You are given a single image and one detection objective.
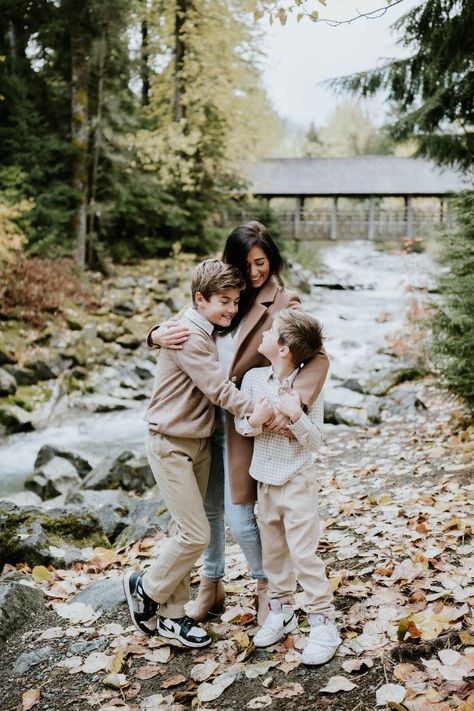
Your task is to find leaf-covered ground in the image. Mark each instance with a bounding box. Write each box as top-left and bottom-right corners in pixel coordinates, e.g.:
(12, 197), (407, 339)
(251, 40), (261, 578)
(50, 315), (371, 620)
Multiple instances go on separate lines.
(1, 379), (473, 711)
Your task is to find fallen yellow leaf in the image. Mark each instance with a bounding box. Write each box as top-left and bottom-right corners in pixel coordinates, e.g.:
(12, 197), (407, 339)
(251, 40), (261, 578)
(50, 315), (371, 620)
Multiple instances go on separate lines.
(22, 689), (40, 710)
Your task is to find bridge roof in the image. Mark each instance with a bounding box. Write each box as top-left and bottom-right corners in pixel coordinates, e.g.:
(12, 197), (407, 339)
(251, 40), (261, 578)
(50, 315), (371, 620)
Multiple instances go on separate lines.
(244, 156), (470, 197)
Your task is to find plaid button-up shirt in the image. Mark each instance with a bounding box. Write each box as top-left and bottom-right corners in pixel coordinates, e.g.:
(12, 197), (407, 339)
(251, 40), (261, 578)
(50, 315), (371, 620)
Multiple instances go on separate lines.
(235, 366), (324, 485)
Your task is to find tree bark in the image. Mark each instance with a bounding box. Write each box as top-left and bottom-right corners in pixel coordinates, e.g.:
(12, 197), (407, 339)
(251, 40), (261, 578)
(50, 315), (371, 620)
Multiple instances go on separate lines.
(70, 5), (90, 267)
(174, 0), (188, 122)
(141, 17), (150, 106)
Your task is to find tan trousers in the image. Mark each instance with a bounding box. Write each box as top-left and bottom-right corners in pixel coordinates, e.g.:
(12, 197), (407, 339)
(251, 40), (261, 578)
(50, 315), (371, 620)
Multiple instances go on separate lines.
(142, 432), (211, 618)
(257, 468), (334, 618)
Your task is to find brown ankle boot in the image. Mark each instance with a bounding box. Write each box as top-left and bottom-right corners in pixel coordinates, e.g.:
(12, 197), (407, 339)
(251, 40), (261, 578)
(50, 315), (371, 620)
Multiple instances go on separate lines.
(186, 575), (225, 623)
(256, 579), (269, 626)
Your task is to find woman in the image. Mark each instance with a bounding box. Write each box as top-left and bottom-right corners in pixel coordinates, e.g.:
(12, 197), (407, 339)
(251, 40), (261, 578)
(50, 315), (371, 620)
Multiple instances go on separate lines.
(148, 221), (329, 624)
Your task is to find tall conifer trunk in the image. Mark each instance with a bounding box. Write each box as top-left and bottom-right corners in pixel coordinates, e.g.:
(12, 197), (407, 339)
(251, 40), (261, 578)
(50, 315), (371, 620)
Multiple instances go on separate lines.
(174, 0), (187, 122)
(70, 5), (90, 267)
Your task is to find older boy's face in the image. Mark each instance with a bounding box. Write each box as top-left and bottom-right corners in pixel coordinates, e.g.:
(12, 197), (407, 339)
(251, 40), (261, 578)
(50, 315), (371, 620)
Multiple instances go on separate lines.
(195, 288), (241, 327)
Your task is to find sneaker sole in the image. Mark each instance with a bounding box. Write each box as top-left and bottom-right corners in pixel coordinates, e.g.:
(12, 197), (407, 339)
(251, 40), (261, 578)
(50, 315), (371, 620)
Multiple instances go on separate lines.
(253, 614), (298, 648)
(123, 571), (156, 636)
(157, 625), (212, 648)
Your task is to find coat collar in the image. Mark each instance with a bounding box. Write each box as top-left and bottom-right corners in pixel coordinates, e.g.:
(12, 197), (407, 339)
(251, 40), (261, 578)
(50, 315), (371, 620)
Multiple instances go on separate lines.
(234, 277), (281, 357)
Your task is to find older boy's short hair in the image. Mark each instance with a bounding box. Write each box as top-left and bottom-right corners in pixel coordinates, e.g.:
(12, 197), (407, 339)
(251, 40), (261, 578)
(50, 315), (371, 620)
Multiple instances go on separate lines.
(276, 309), (324, 367)
(191, 258), (246, 304)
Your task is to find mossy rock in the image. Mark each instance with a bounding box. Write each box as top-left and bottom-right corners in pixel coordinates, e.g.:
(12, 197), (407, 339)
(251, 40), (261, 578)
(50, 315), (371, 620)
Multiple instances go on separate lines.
(0, 501), (111, 568)
(0, 400), (33, 433)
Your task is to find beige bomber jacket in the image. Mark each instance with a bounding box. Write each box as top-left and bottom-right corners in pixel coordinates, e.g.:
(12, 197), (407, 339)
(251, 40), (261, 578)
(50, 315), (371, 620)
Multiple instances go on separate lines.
(144, 308), (253, 438)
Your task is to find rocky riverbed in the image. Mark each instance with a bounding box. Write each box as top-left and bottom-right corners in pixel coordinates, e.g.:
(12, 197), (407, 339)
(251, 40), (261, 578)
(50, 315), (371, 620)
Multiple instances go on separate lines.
(1, 240), (473, 711)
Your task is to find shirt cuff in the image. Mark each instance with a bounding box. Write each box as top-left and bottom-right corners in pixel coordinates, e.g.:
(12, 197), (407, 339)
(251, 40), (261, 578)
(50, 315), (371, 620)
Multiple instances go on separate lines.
(237, 417), (262, 437)
(288, 412), (315, 438)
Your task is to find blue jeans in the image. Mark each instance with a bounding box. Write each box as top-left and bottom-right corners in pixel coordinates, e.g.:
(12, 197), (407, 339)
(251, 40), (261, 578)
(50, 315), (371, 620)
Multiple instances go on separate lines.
(202, 410), (266, 581)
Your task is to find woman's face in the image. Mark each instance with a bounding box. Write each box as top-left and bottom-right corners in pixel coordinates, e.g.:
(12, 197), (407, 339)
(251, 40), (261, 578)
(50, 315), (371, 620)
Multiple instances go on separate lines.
(246, 245), (271, 289)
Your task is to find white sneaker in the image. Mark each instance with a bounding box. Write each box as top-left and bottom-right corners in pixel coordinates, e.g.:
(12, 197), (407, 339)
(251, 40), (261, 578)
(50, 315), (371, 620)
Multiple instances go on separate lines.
(302, 619), (341, 665)
(253, 604), (298, 647)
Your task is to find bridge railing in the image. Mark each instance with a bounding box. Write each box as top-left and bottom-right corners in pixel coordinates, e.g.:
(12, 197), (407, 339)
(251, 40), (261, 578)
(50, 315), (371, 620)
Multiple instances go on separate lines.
(220, 206), (451, 240)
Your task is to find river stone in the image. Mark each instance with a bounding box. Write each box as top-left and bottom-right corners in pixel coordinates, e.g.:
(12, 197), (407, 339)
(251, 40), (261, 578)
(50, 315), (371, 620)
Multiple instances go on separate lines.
(70, 578), (125, 612)
(383, 389), (428, 416)
(114, 499), (170, 549)
(0, 401), (33, 434)
(0, 501), (110, 568)
(0, 367), (17, 396)
(82, 394), (135, 412)
(25, 456), (82, 500)
(334, 406), (368, 427)
(116, 333), (142, 349)
(363, 365), (426, 396)
(0, 332), (17, 365)
(0, 581), (46, 641)
(84, 451), (155, 493)
(339, 378), (364, 394)
(94, 503), (130, 542)
(111, 300), (137, 317)
(34, 445), (92, 479)
(13, 645), (57, 674)
(4, 364), (38, 385)
(96, 320), (124, 342)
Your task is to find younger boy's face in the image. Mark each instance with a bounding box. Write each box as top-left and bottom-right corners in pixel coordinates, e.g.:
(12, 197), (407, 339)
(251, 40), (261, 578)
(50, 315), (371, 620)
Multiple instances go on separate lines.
(258, 319), (282, 361)
(195, 288), (241, 328)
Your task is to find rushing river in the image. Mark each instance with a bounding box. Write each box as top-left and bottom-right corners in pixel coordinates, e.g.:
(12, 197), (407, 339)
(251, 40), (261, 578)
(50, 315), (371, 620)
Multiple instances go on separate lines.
(0, 239), (437, 497)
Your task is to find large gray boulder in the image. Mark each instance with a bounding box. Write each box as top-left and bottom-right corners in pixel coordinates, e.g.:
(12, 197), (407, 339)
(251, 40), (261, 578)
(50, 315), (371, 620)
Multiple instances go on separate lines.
(0, 581), (46, 641)
(83, 451), (155, 493)
(70, 578), (125, 612)
(0, 501), (110, 568)
(34, 444), (92, 478)
(363, 365), (426, 396)
(0, 367), (17, 396)
(25, 456), (83, 500)
(114, 499), (170, 549)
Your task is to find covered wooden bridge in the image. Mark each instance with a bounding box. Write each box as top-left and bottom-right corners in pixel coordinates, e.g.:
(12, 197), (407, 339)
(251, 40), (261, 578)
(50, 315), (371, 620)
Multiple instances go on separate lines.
(226, 156), (470, 240)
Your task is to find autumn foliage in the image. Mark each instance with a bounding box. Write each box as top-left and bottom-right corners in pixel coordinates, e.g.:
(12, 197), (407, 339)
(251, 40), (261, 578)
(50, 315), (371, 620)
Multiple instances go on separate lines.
(0, 255), (91, 326)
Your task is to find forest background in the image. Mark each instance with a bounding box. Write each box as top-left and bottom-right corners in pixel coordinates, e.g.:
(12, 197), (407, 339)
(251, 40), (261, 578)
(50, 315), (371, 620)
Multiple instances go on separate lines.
(0, 0), (473, 407)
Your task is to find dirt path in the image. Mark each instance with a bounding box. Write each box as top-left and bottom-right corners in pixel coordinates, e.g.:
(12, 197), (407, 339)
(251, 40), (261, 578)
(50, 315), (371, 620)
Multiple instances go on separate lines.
(1, 379), (473, 711)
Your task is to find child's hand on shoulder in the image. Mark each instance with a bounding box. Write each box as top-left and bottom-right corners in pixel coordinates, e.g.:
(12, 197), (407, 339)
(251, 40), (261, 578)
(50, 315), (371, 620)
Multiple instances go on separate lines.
(249, 397), (274, 427)
(278, 390), (302, 423)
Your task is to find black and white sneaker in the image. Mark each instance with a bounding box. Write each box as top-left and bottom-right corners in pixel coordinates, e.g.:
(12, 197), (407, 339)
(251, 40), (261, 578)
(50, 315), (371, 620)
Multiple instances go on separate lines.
(156, 615), (212, 648)
(123, 571), (159, 635)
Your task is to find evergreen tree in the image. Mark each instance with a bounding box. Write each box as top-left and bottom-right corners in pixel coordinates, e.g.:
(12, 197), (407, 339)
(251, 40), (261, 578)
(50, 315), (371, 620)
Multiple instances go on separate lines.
(336, 0), (474, 174)
(432, 192), (474, 409)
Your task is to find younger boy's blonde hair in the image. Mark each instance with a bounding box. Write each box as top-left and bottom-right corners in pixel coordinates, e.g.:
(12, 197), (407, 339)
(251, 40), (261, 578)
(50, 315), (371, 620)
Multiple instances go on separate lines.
(191, 258), (246, 305)
(276, 309), (324, 367)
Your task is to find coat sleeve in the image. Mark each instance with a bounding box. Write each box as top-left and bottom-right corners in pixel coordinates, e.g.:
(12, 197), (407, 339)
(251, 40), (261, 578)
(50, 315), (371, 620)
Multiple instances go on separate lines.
(283, 289), (330, 409)
(171, 334), (254, 417)
(146, 304), (189, 349)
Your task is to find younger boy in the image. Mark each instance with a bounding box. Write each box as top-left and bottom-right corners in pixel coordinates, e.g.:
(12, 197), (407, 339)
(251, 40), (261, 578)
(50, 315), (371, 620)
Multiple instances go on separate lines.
(124, 259), (254, 648)
(235, 309), (341, 665)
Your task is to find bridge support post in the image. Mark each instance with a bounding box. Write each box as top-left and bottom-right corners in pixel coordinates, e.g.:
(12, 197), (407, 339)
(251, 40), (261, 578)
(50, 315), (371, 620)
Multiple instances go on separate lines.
(294, 196), (304, 240)
(368, 196), (375, 240)
(330, 197), (338, 240)
(405, 195), (413, 238)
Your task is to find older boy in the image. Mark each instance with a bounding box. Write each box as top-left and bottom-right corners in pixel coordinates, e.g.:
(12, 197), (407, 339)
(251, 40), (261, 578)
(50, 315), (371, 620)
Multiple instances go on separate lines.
(124, 259), (254, 648)
(235, 309), (341, 665)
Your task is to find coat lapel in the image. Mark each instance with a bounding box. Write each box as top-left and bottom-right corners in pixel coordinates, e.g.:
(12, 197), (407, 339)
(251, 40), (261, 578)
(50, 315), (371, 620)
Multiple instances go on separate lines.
(232, 279), (279, 369)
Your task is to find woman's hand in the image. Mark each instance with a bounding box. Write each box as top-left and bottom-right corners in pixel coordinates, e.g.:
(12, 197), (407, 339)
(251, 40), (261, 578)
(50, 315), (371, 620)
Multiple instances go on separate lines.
(249, 397), (274, 428)
(278, 391), (302, 423)
(263, 407), (291, 434)
(151, 321), (190, 349)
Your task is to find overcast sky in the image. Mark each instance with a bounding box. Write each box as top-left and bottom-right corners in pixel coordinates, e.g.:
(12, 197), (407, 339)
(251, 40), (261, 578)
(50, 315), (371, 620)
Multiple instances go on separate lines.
(259, 0), (421, 129)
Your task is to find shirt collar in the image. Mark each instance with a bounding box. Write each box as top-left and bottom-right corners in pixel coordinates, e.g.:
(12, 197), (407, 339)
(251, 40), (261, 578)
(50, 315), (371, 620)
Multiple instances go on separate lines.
(184, 306), (214, 335)
(267, 366), (300, 387)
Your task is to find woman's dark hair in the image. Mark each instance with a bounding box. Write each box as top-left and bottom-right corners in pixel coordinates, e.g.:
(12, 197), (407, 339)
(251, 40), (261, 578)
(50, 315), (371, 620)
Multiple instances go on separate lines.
(223, 221), (284, 287)
(222, 221), (284, 324)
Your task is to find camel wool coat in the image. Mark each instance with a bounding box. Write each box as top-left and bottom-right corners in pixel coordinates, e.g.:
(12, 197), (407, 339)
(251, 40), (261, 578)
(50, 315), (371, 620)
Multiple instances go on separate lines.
(223, 279), (329, 503)
(147, 278), (329, 504)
